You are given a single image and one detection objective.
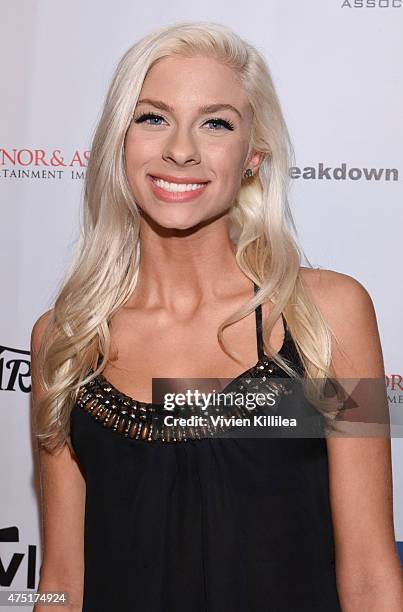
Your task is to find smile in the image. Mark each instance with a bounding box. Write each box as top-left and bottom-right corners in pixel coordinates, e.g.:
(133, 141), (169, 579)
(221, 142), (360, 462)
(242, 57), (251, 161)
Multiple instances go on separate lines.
(151, 176), (206, 192)
(147, 175), (209, 203)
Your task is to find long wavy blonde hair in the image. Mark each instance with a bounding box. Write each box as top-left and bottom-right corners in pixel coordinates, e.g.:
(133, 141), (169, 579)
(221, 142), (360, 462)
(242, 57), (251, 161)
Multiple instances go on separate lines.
(33, 21), (342, 453)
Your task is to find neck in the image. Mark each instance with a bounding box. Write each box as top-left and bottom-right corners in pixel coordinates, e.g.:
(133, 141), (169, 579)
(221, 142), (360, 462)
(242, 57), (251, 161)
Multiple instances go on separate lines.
(129, 212), (251, 314)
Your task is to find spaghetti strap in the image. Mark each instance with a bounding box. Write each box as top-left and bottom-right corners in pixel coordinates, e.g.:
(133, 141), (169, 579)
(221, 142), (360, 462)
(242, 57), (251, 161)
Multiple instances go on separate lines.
(281, 312), (287, 333)
(253, 283), (265, 361)
(254, 282), (288, 362)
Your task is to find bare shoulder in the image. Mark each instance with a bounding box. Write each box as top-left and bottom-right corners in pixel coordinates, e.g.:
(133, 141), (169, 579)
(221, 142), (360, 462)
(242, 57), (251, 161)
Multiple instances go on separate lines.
(298, 266), (373, 309)
(31, 309), (54, 352)
(298, 266), (384, 378)
(31, 309), (56, 402)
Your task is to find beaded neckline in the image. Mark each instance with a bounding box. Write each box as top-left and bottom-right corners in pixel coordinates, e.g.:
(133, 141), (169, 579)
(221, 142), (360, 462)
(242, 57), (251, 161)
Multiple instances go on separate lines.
(74, 326), (294, 443)
(74, 282), (296, 443)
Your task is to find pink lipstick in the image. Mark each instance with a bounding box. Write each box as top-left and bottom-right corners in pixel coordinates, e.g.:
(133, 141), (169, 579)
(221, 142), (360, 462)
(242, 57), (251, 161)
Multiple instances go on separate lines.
(147, 174), (209, 203)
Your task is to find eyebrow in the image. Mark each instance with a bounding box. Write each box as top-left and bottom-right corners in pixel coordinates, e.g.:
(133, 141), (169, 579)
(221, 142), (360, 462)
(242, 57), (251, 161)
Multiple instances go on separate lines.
(136, 98), (243, 120)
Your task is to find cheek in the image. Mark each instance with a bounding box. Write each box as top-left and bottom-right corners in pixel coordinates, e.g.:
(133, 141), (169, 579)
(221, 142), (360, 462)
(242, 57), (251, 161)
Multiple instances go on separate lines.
(218, 153), (245, 193)
(211, 138), (246, 176)
(124, 129), (155, 174)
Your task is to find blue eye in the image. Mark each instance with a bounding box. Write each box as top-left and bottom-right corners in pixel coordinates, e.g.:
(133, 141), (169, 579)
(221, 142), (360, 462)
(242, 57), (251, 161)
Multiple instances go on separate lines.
(134, 112), (165, 126)
(204, 118), (235, 131)
(133, 112), (235, 131)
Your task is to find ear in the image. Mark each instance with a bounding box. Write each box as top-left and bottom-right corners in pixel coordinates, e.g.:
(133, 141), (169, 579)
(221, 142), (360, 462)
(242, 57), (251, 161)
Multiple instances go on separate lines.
(243, 151), (265, 175)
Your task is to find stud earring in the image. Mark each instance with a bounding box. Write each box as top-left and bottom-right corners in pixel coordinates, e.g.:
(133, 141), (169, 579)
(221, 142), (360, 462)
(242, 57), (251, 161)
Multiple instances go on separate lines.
(243, 168), (253, 178)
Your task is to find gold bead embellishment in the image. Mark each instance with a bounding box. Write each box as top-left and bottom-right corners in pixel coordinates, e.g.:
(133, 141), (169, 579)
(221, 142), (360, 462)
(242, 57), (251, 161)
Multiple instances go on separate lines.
(74, 358), (290, 443)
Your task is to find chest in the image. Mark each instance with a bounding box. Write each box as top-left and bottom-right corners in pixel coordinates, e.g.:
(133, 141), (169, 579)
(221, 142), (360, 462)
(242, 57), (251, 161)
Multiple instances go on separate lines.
(100, 302), (285, 404)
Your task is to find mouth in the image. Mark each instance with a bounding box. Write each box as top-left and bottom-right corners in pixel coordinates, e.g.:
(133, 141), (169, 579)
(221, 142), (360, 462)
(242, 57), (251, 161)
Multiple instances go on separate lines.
(148, 174), (209, 190)
(146, 174), (210, 202)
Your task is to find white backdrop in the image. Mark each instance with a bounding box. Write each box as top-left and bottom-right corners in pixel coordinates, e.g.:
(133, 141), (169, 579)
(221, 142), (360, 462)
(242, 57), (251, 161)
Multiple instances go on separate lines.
(1, 0), (402, 605)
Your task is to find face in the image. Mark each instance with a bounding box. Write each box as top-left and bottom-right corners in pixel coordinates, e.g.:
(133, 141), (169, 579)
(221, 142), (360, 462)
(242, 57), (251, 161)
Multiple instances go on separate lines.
(124, 55), (262, 231)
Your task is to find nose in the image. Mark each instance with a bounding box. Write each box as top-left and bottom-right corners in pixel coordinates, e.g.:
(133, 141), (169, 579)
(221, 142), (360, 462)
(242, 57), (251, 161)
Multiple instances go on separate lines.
(162, 127), (201, 166)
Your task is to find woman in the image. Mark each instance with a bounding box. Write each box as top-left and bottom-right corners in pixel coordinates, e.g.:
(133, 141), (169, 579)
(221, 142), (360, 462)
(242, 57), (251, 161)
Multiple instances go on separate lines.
(31, 21), (402, 611)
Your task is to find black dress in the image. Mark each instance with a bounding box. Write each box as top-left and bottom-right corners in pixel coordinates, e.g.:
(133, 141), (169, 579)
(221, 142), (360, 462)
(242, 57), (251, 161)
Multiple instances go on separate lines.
(70, 286), (341, 611)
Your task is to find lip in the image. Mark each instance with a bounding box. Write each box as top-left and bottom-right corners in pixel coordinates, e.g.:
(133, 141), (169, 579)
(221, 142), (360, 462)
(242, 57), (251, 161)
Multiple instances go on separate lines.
(148, 173), (210, 184)
(146, 174), (209, 203)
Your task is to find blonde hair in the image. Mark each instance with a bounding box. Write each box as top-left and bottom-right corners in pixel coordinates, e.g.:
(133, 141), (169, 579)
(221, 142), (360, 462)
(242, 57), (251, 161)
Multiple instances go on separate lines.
(33, 21), (342, 453)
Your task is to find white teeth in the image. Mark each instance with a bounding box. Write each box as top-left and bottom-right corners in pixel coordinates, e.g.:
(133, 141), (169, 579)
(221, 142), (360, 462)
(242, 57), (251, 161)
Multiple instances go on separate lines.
(152, 177), (206, 192)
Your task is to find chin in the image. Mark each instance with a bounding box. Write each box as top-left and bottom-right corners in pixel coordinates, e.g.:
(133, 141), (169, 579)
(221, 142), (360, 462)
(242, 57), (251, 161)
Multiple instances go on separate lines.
(139, 204), (223, 232)
(156, 215), (205, 232)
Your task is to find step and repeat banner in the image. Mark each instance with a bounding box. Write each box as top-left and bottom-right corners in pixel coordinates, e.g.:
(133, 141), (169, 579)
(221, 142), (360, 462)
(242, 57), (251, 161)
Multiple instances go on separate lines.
(1, 0), (402, 605)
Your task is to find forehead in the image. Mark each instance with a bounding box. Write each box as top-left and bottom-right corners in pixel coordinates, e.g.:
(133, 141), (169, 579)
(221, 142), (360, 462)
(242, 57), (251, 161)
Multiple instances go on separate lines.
(139, 55), (250, 113)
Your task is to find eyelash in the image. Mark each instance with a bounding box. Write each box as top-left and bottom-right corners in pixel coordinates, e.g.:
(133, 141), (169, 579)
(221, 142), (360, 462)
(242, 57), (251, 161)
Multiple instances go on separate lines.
(133, 111), (235, 131)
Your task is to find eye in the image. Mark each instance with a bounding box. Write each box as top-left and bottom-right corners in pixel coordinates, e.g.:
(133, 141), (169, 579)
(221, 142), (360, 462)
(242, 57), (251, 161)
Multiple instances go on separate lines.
(133, 112), (166, 126)
(204, 118), (235, 131)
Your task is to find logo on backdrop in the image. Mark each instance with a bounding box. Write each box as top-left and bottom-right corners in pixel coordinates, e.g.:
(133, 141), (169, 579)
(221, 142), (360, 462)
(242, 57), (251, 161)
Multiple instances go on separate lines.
(0, 148), (89, 180)
(290, 162), (399, 181)
(0, 347), (31, 392)
(0, 526), (36, 588)
(386, 374), (403, 434)
(387, 374), (403, 404)
(341, 0), (402, 7)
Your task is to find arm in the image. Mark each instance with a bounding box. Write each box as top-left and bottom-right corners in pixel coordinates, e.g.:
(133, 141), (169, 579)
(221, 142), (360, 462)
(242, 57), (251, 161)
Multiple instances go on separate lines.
(31, 312), (86, 611)
(305, 269), (403, 611)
